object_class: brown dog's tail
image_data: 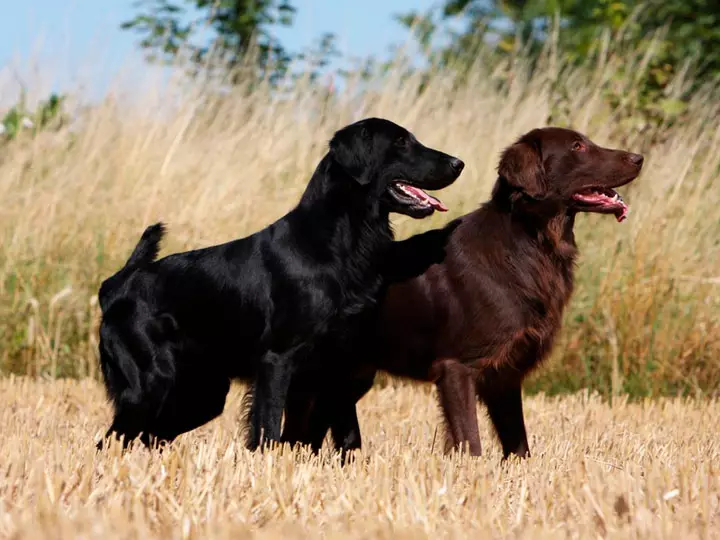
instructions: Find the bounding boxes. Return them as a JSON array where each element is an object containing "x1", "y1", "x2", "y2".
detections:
[{"x1": 124, "y1": 223, "x2": 166, "y2": 270}]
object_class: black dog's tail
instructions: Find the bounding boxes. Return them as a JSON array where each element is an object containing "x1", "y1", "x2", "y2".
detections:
[
  {"x1": 124, "y1": 223, "x2": 166, "y2": 270},
  {"x1": 98, "y1": 223, "x2": 166, "y2": 312}
]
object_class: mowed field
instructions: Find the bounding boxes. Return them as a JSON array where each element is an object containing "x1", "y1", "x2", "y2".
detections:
[{"x1": 0, "y1": 378, "x2": 718, "y2": 539}]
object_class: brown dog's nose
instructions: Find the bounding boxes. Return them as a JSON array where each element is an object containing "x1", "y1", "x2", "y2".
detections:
[
  {"x1": 628, "y1": 153, "x2": 644, "y2": 167},
  {"x1": 450, "y1": 158, "x2": 465, "y2": 173}
]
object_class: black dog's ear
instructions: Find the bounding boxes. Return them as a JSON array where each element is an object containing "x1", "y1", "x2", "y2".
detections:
[
  {"x1": 497, "y1": 139, "x2": 546, "y2": 199},
  {"x1": 329, "y1": 126, "x2": 373, "y2": 185}
]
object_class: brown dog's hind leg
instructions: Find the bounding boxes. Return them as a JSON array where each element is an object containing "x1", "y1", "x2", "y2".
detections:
[
  {"x1": 435, "y1": 360, "x2": 482, "y2": 456},
  {"x1": 483, "y1": 383, "x2": 530, "y2": 459}
]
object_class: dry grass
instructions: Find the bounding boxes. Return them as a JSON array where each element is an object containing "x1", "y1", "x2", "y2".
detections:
[
  {"x1": 0, "y1": 378, "x2": 718, "y2": 539},
  {"x1": 0, "y1": 41, "x2": 719, "y2": 393}
]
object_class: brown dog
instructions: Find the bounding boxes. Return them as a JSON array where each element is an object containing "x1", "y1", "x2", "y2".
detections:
[{"x1": 282, "y1": 127, "x2": 644, "y2": 460}]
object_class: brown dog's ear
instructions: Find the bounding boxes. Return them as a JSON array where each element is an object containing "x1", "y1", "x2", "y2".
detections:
[{"x1": 497, "y1": 141, "x2": 546, "y2": 199}]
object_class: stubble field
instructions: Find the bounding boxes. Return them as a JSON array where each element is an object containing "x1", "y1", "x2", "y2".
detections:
[{"x1": 0, "y1": 379, "x2": 718, "y2": 539}]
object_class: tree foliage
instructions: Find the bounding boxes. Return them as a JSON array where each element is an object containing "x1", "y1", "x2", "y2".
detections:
[
  {"x1": 122, "y1": 0, "x2": 337, "y2": 85},
  {"x1": 405, "y1": 0, "x2": 720, "y2": 79},
  {"x1": 399, "y1": 1, "x2": 720, "y2": 132}
]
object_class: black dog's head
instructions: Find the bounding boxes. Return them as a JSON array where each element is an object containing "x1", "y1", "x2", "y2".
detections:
[{"x1": 328, "y1": 118, "x2": 464, "y2": 218}]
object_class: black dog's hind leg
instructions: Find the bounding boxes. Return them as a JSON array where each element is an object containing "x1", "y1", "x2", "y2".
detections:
[
  {"x1": 246, "y1": 348, "x2": 301, "y2": 450},
  {"x1": 97, "y1": 304, "x2": 177, "y2": 450},
  {"x1": 150, "y1": 365, "x2": 231, "y2": 444},
  {"x1": 97, "y1": 336, "x2": 153, "y2": 449}
]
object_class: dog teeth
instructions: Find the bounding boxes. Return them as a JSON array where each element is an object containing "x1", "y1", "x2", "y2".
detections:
[{"x1": 398, "y1": 184, "x2": 431, "y2": 206}]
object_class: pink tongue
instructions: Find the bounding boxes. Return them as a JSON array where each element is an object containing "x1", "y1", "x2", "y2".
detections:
[
  {"x1": 573, "y1": 192, "x2": 628, "y2": 223},
  {"x1": 403, "y1": 185, "x2": 448, "y2": 212},
  {"x1": 616, "y1": 206, "x2": 628, "y2": 223}
]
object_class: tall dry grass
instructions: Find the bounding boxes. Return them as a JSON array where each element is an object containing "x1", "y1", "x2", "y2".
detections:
[
  {"x1": 0, "y1": 379, "x2": 718, "y2": 538},
  {"x1": 0, "y1": 41, "x2": 718, "y2": 395}
]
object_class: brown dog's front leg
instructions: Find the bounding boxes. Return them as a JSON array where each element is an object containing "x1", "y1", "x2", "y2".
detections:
[
  {"x1": 484, "y1": 383, "x2": 530, "y2": 459},
  {"x1": 435, "y1": 359, "x2": 482, "y2": 456}
]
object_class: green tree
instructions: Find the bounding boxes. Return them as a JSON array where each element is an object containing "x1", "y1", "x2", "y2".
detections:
[
  {"x1": 122, "y1": 0, "x2": 337, "y2": 85},
  {"x1": 410, "y1": 0, "x2": 720, "y2": 87},
  {"x1": 399, "y1": 1, "x2": 720, "y2": 129},
  {"x1": 406, "y1": 0, "x2": 720, "y2": 78}
]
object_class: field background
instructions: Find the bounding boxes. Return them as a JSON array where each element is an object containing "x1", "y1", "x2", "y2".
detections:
[
  {"x1": 1, "y1": 41, "x2": 719, "y2": 396},
  {"x1": 2, "y1": 2, "x2": 720, "y2": 537},
  {"x1": 1, "y1": 379, "x2": 718, "y2": 539}
]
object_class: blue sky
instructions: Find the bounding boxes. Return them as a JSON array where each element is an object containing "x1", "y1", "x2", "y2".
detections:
[{"x1": 0, "y1": 0, "x2": 437, "y2": 99}]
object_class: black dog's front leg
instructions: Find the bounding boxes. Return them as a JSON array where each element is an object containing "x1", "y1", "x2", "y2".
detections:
[
  {"x1": 327, "y1": 371, "x2": 375, "y2": 461},
  {"x1": 246, "y1": 349, "x2": 298, "y2": 450},
  {"x1": 282, "y1": 389, "x2": 362, "y2": 462},
  {"x1": 289, "y1": 370, "x2": 374, "y2": 462},
  {"x1": 383, "y1": 219, "x2": 461, "y2": 284}
]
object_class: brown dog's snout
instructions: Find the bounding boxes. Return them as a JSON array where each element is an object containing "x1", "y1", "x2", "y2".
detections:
[
  {"x1": 627, "y1": 153, "x2": 644, "y2": 167},
  {"x1": 449, "y1": 158, "x2": 465, "y2": 174}
]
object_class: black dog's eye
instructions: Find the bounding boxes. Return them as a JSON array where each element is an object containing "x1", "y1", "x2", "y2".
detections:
[
  {"x1": 395, "y1": 137, "x2": 409, "y2": 148},
  {"x1": 572, "y1": 141, "x2": 587, "y2": 152}
]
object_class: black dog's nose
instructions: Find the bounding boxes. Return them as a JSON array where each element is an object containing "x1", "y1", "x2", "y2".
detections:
[
  {"x1": 628, "y1": 153, "x2": 644, "y2": 166},
  {"x1": 450, "y1": 158, "x2": 465, "y2": 173}
]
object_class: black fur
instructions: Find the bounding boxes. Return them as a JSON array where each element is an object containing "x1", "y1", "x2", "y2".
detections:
[{"x1": 96, "y1": 117, "x2": 464, "y2": 450}]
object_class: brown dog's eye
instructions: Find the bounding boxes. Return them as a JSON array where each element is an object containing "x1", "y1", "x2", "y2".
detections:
[{"x1": 572, "y1": 141, "x2": 586, "y2": 152}]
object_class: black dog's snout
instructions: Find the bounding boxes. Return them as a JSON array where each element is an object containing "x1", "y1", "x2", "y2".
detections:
[
  {"x1": 627, "y1": 153, "x2": 644, "y2": 167},
  {"x1": 449, "y1": 158, "x2": 465, "y2": 174}
]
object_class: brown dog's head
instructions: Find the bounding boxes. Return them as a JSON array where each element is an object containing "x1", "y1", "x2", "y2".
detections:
[{"x1": 496, "y1": 127, "x2": 643, "y2": 222}]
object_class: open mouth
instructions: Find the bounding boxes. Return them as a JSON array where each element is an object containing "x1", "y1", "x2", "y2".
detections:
[
  {"x1": 572, "y1": 187, "x2": 628, "y2": 222},
  {"x1": 388, "y1": 181, "x2": 448, "y2": 214}
]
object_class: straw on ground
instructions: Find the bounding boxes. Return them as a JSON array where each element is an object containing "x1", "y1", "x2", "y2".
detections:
[{"x1": 0, "y1": 379, "x2": 717, "y2": 539}]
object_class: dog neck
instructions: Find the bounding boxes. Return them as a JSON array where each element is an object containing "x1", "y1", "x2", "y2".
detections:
[
  {"x1": 295, "y1": 154, "x2": 394, "y2": 268},
  {"x1": 299, "y1": 155, "x2": 382, "y2": 213},
  {"x1": 490, "y1": 178, "x2": 578, "y2": 260}
]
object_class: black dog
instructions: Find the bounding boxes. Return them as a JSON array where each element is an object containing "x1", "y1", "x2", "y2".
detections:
[{"x1": 96, "y1": 117, "x2": 464, "y2": 450}]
